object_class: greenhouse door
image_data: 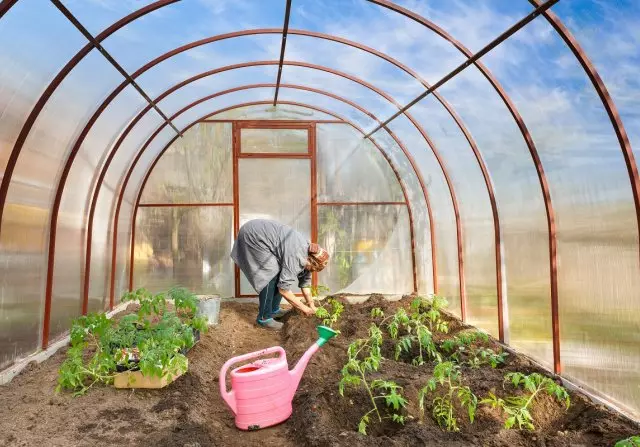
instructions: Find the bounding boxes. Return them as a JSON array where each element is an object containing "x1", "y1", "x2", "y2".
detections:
[{"x1": 233, "y1": 121, "x2": 317, "y2": 297}]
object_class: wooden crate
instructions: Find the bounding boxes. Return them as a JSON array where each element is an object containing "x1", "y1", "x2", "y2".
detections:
[{"x1": 113, "y1": 359, "x2": 188, "y2": 389}]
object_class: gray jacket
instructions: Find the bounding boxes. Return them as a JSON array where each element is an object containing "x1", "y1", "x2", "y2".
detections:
[{"x1": 230, "y1": 219, "x2": 312, "y2": 293}]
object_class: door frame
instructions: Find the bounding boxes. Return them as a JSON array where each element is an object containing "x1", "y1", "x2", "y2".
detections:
[{"x1": 232, "y1": 120, "x2": 318, "y2": 297}]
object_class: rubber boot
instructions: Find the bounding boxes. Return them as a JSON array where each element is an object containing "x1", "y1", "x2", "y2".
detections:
[
  {"x1": 272, "y1": 308, "x2": 292, "y2": 320},
  {"x1": 256, "y1": 318, "x2": 283, "y2": 331}
]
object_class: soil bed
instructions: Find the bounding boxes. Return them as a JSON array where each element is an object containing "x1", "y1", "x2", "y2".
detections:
[{"x1": 0, "y1": 295, "x2": 638, "y2": 446}]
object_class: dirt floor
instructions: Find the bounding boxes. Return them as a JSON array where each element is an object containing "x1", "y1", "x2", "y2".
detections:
[{"x1": 0, "y1": 295, "x2": 638, "y2": 446}]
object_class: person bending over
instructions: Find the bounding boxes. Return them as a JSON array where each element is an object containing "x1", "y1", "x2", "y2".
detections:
[{"x1": 231, "y1": 219, "x2": 330, "y2": 330}]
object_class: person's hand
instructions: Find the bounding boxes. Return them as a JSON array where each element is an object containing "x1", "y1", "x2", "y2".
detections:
[
  {"x1": 309, "y1": 302, "x2": 318, "y2": 313},
  {"x1": 302, "y1": 305, "x2": 315, "y2": 317}
]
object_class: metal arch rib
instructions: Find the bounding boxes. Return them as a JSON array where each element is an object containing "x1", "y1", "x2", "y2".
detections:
[
  {"x1": 118, "y1": 96, "x2": 427, "y2": 303},
  {"x1": 369, "y1": 0, "x2": 562, "y2": 373}
]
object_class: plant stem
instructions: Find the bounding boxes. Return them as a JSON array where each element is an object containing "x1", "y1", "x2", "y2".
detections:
[
  {"x1": 360, "y1": 371, "x2": 382, "y2": 422},
  {"x1": 523, "y1": 385, "x2": 542, "y2": 411}
]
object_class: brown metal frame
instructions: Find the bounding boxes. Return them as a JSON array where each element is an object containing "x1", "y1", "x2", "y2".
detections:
[
  {"x1": 110, "y1": 91, "x2": 427, "y2": 309},
  {"x1": 138, "y1": 203, "x2": 234, "y2": 207},
  {"x1": 36, "y1": 27, "x2": 512, "y2": 346},
  {"x1": 370, "y1": 0, "x2": 561, "y2": 371},
  {"x1": 0, "y1": 0, "x2": 177, "y2": 240},
  {"x1": 232, "y1": 120, "x2": 316, "y2": 297},
  {"x1": 79, "y1": 72, "x2": 437, "y2": 314},
  {"x1": 5, "y1": 0, "x2": 180, "y2": 348},
  {"x1": 273, "y1": 0, "x2": 292, "y2": 105},
  {"x1": 57, "y1": 58, "x2": 439, "y2": 325},
  {"x1": 125, "y1": 101, "x2": 420, "y2": 299},
  {"x1": 49, "y1": 0, "x2": 182, "y2": 136},
  {"x1": 0, "y1": 0, "x2": 18, "y2": 19},
  {"x1": 318, "y1": 202, "x2": 406, "y2": 206},
  {"x1": 531, "y1": 1, "x2": 640, "y2": 367},
  {"x1": 365, "y1": 0, "x2": 560, "y2": 137},
  {"x1": 0, "y1": 0, "x2": 637, "y2": 410}
]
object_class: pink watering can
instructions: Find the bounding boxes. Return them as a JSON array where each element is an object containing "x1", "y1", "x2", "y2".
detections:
[{"x1": 219, "y1": 325, "x2": 337, "y2": 430}]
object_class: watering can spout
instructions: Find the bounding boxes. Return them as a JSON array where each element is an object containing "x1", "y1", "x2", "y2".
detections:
[{"x1": 289, "y1": 325, "x2": 337, "y2": 399}]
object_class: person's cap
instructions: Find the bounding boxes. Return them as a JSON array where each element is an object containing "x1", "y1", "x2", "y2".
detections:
[{"x1": 308, "y1": 243, "x2": 330, "y2": 264}]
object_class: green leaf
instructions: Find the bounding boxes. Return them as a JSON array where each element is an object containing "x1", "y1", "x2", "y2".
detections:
[
  {"x1": 615, "y1": 436, "x2": 640, "y2": 447},
  {"x1": 358, "y1": 414, "x2": 369, "y2": 435},
  {"x1": 384, "y1": 390, "x2": 408, "y2": 411},
  {"x1": 505, "y1": 416, "x2": 516, "y2": 429},
  {"x1": 391, "y1": 413, "x2": 405, "y2": 425}
]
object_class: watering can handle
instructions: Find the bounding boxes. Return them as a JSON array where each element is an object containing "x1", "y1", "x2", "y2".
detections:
[{"x1": 218, "y1": 346, "x2": 286, "y2": 413}]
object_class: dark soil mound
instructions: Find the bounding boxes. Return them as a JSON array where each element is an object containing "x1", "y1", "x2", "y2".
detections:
[
  {"x1": 283, "y1": 295, "x2": 639, "y2": 447},
  {"x1": 0, "y1": 296, "x2": 637, "y2": 447}
]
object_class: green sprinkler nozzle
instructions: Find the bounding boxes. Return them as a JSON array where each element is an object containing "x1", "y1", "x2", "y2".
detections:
[{"x1": 316, "y1": 325, "x2": 338, "y2": 347}]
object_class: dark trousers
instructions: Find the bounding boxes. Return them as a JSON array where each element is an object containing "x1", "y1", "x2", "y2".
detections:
[{"x1": 257, "y1": 275, "x2": 283, "y2": 321}]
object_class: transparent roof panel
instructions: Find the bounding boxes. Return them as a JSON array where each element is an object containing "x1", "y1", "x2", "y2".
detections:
[
  {"x1": 437, "y1": 64, "x2": 553, "y2": 366},
  {"x1": 392, "y1": 0, "x2": 535, "y2": 53},
  {"x1": 99, "y1": 1, "x2": 285, "y2": 73},
  {"x1": 277, "y1": 88, "x2": 377, "y2": 131},
  {"x1": 170, "y1": 88, "x2": 274, "y2": 131},
  {"x1": 316, "y1": 123, "x2": 404, "y2": 203},
  {"x1": 482, "y1": 15, "x2": 640, "y2": 408},
  {"x1": 103, "y1": 109, "x2": 166, "y2": 190},
  {"x1": 284, "y1": 33, "x2": 425, "y2": 106},
  {"x1": 290, "y1": 0, "x2": 467, "y2": 83},
  {"x1": 78, "y1": 84, "x2": 148, "y2": 168},
  {"x1": 279, "y1": 65, "x2": 397, "y2": 128},
  {"x1": 155, "y1": 65, "x2": 278, "y2": 115},
  {"x1": 553, "y1": 0, "x2": 640, "y2": 163},
  {"x1": 134, "y1": 35, "x2": 282, "y2": 97},
  {"x1": 59, "y1": 0, "x2": 158, "y2": 35},
  {"x1": 0, "y1": 0, "x2": 86, "y2": 176}
]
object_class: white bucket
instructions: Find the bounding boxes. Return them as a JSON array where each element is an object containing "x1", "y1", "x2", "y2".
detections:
[{"x1": 197, "y1": 295, "x2": 221, "y2": 326}]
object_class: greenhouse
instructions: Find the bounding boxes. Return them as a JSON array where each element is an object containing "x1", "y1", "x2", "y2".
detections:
[{"x1": 0, "y1": 0, "x2": 639, "y2": 445}]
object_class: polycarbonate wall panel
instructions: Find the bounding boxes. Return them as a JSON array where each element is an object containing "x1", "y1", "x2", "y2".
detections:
[
  {"x1": 103, "y1": 110, "x2": 166, "y2": 191},
  {"x1": 0, "y1": 0, "x2": 85, "y2": 178},
  {"x1": 317, "y1": 205, "x2": 412, "y2": 294},
  {"x1": 554, "y1": 0, "x2": 640, "y2": 162},
  {"x1": 412, "y1": 191, "x2": 434, "y2": 295},
  {"x1": 54, "y1": 86, "x2": 149, "y2": 313},
  {"x1": 238, "y1": 158, "x2": 311, "y2": 295},
  {"x1": 133, "y1": 206, "x2": 234, "y2": 295},
  {"x1": 0, "y1": 47, "x2": 128, "y2": 353},
  {"x1": 439, "y1": 66, "x2": 552, "y2": 366},
  {"x1": 88, "y1": 184, "x2": 115, "y2": 311},
  {"x1": 209, "y1": 104, "x2": 335, "y2": 121},
  {"x1": 113, "y1": 199, "x2": 133, "y2": 303},
  {"x1": 316, "y1": 124, "x2": 403, "y2": 203},
  {"x1": 482, "y1": 17, "x2": 640, "y2": 413},
  {"x1": 369, "y1": 129, "x2": 435, "y2": 301},
  {"x1": 377, "y1": 118, "x2": 461, "y2": 315},
  {"x1": 141, "y1": 123, "x2": 232, "y2": 204},
  {"x1": 98, "y1": 2, "x2": 285, "y2": 74},
  {"x1": 393, "y1": 98, "x2": 499, "y2": 336},
  {"x1": 112, "y1": 126, "x2": 179, "y2": 300}
]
